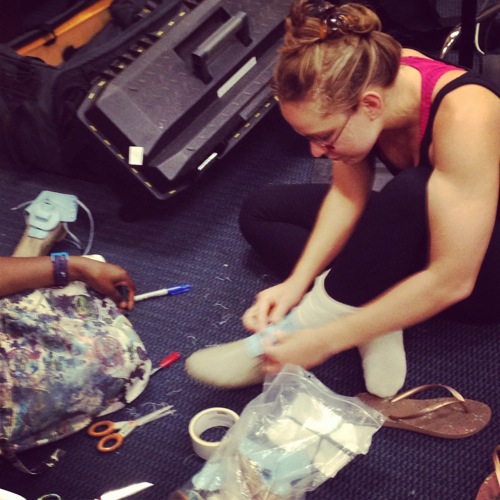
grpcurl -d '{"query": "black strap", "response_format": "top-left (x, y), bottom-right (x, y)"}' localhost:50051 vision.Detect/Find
top-left (419, 71), bottom-right (500, 166)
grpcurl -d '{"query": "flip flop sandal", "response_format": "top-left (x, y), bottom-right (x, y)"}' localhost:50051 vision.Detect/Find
top-left (476, 445), bottom-right (500, 500)
top-left (356, 384), bottom-right (491, 439)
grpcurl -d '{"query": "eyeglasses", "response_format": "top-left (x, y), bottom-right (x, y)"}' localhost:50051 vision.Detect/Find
top-left (305, 112), bottom-right (352, 149)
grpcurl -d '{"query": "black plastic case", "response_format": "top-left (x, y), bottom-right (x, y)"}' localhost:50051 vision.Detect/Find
top-left (77, 0), bottom-right (291, 200)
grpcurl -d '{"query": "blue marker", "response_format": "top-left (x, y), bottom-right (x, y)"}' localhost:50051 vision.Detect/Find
top-left (135, 284), bottom-right (191, 302)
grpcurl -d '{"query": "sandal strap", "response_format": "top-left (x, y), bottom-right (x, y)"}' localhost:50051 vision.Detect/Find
top-left (388, 384), bottom-right (468, 420)
top-left (390, 384), bottom-right (466, 403)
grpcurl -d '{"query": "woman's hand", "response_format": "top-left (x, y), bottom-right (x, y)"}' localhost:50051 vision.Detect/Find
top-left (262, 327), bottom-right (332, 374)
top-left (69, 257), bottom-right (136, 310)
top-left (242, 279), bottom-right (307, 332)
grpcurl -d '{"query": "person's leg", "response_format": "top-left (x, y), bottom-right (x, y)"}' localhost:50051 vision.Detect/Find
top-left (187, 169), bottom-right (431, 395)
top-left (239, 167), bottom-right (432, 296)
top-left (239, 183), bottom-right (329, 278)
top-left (325, 166), bottom-right (431, 304)
top-left (319, 166), bottom-right (431, 396)
top-left (259, 167), bottom-right (432, 396)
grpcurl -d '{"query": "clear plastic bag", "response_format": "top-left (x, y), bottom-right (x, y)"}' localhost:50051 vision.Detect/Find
top-left (173, 365), bottom-right (385, 499)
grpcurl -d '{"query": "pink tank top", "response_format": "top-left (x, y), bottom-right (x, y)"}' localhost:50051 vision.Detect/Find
top-left (400, 56), bottom-right (461, 142)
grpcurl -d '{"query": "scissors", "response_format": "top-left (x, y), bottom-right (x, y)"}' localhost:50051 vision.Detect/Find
top-left (88, 406), bottom-right (175, 452)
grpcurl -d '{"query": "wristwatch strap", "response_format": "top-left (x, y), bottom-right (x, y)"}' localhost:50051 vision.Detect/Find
top-left (50, 252), bottom-right (69, 287)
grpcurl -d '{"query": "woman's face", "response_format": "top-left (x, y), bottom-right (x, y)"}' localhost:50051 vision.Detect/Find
top-left (280, 98), bottom-right (380, 163)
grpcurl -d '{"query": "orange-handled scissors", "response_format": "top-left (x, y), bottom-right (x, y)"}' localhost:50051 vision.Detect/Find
top-left (88, 405), bottom-right (175, 452)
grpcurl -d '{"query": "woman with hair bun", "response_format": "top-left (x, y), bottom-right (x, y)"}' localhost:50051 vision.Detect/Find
top-left (186, 0), bottom-right (500, 397)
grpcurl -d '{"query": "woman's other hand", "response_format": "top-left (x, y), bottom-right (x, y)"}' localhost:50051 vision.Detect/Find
top-left (262, 327), bottom-right (331, 374)
top-left (242, 279), bottom-right (307, 332)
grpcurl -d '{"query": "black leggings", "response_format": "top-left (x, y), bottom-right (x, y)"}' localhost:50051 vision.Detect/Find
top-left (239, 166), bottom-right (500, 323)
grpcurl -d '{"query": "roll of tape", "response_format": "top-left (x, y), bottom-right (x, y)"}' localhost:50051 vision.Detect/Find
top-left (189, 407), bottom-right (239, 460)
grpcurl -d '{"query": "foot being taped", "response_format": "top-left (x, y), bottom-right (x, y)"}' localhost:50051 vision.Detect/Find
top-left (185, 337), bottom-right (265, 388)
top-left (185, 311), bottom-right (301, 388)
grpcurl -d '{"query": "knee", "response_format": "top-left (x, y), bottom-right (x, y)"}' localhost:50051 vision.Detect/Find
top-left (238, 186), bottom-right (277, 243)
top-left (239, 191), bottom-right (259, 244)
top-left (381, 166), bottom-right (431, 209)
top-left (384, 166), bottom-right (430, 195)
top-left (239, 190), bottom-right (259, 233)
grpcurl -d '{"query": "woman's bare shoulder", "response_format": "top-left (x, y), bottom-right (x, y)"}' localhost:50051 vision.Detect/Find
top-left (432, 84), bottom-right (499, 166)
top-left (439, 81), bottom-right (499, 121)
top-left (401, 48), bottom-right (430, 59)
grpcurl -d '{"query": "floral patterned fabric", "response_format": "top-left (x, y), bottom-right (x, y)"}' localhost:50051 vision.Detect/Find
top-left (0, 280), bottom-right (151, 455)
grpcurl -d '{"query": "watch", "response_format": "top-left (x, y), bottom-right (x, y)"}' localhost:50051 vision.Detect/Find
top-left (50, 252), bottom-right (69, 287)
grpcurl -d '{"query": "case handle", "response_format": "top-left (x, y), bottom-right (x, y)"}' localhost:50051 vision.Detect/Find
top-left (191, 11), bottom-right (252, 84)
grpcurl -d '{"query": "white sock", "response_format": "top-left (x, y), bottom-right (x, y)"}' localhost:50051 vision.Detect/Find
top-left (358, 331), bottom-right (406, 398)
top-left (295, 272), bottom-right (357, 326)
top-left (284, 272), bottom-right (407, 398)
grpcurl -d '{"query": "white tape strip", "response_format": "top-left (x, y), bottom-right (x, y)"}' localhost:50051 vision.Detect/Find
top-left (128, 146), bottom-right (144, 166)
top-left (188, 407), bottom-right (239, 460)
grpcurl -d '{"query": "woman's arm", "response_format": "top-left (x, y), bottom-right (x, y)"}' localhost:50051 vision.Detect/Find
top-left (249, 155), bottom-right (375, 330)
top-left (288, 156), bottom-right (375, 289)
top-left (263, 84), bottom-right (500, 370)
top-left (0, 256), bottom-right (136, 308)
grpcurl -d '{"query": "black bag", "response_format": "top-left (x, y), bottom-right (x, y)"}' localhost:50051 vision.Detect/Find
top-left (369, 0), bottom-right (457, 50)
top-left (0, 0), bottom-right (186, 175)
